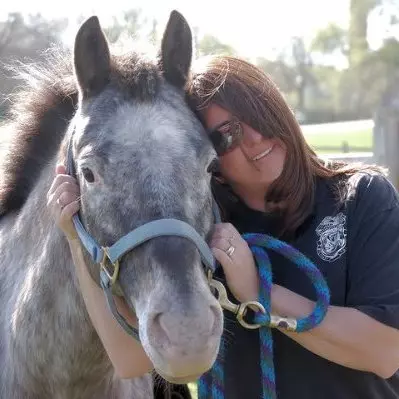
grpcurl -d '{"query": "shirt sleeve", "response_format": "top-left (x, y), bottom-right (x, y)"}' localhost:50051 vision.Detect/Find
top-left (346, 173), bottom-right (399, 329)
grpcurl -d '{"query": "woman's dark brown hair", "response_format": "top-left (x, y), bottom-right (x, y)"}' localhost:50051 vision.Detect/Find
top-left (186, 55), bottom-right (384, 236)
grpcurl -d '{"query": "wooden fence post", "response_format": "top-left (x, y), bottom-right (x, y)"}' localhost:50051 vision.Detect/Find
top-left (373, 108), bottom-right (399, 189)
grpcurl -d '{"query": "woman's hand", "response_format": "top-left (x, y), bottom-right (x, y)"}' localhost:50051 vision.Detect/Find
top-left (210, 223), bottom-right (259, 303)
top-left (47, 164), bottom-right (80, 241)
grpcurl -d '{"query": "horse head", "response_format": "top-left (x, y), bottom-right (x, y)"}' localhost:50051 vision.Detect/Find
top-left (69, 11), bottom-right (223, 383)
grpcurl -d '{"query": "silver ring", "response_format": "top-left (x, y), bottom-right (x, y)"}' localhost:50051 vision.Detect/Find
top-left (225, 245), bottom-right (235, 257)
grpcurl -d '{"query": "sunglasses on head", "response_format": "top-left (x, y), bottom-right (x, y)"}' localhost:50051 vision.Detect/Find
top-left (208, 117), bottom-right (244, 156)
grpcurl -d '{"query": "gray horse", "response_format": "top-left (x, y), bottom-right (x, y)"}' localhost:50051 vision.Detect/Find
top-left (0, 11), bottom-right (223, 399)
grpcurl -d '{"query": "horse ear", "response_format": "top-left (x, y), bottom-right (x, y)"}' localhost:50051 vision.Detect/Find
top-left (159, 10), bottom-right (192, 89)
top-left (74, 16), bottom-right (111, 98)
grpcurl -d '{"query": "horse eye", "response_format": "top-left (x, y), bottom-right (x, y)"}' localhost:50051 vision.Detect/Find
top-left (82, 167), bottom-right (95, 183)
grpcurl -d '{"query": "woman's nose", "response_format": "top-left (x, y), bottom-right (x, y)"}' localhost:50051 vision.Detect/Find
top-left (242, 125), bottom-right (264, 147)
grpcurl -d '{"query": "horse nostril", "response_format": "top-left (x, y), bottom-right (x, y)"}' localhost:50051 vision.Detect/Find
top-left (150, 312), bottom-right (172, 346)
top-left (148, 304), bottom-right (221, 347)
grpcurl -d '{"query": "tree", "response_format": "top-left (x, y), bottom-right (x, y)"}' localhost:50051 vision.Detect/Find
top-left (311, 23), bottom-right (348, 56)
top-left (0, 13), bottom-right (66, 57)
top-left (148, 18), bottom-right (158, 45)
top-left (275, 37), bottom-right (319, 115)
top-left (0, 13), bottom-right (24, 56)
top-left (306, 0), bottom-right (399, 120)
top-left (348, 0), bottom-right (377, 66)
top-left (197, 34), bottom-right (236, 56)
top-left (0, 12), bottom-right (67, 111)
top-left (256, 57), bottom-right (297, 94)
top-left (343, 1), bottom-right (399, 117)
top-left (104, 9), bottom-right (145, 44)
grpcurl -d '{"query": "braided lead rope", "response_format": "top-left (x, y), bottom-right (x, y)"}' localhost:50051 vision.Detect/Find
top-left (198, 233), bottom-right (330, 399)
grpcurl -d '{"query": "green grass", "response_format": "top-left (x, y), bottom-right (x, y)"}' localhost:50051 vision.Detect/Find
top-left (303, 129), bottom-right (373, 153)
top-left (189, 382), bottom-right (198, 398)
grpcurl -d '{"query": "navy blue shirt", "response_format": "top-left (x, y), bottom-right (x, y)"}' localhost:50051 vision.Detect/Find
top-left (217, 172), bottom-right (399, 398)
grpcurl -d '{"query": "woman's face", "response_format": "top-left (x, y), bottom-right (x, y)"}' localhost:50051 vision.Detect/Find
top-left (202, 104), bottom-right (286, 194)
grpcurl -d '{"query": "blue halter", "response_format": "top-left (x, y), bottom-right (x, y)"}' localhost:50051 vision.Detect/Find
top-left (65, 135), bottom-right (221, 341)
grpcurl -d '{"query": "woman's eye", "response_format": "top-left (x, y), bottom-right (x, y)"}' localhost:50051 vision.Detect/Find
top-left (82, 167), bottom-right (95, 183)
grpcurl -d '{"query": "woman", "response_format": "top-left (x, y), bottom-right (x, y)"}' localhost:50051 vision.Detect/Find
top-left (48, 55), bottom-right (399, 398)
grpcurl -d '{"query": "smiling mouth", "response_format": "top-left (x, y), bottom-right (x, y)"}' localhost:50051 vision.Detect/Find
top-left (252, 145), bottom-right (274, 161)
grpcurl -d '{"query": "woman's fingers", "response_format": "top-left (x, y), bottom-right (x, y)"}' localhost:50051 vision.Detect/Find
top-left (47, 174), bottom-right (78, 200)
top-left (47, 169), bottom-right (81, 241)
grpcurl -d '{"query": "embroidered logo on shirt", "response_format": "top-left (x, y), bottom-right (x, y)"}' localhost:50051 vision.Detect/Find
top-left (316, 212), bottom-right (347, 262)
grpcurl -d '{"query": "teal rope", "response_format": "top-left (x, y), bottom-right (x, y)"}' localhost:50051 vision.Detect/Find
top-left (198, 233), bottom-right (330, 399)
top-left (253, 246), bottom-right (276, 398)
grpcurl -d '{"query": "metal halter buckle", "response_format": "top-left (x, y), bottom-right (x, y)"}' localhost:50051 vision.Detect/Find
top-left (100, 247), bottom-right (120, 286)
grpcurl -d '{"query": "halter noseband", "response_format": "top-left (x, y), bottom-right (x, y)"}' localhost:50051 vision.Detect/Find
top-left (65, 135), bottom-right (222, 340)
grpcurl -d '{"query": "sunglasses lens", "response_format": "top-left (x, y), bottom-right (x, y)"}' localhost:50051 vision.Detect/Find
top-left (209, 120), bottom-right (243, 156)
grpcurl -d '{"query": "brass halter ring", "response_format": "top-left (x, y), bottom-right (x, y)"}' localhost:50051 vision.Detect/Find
top-left (209, 278), bottom-right (266, 329)
top-left (100, 247), bottom-right (120, 286)
top-left (208, 272), bottom-right (298, 331)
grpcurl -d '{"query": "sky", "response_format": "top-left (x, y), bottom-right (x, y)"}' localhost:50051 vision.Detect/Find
top-left (2, 0), bottom-right (398, 61)
top-left (2, 0), bottom-right (352, 59)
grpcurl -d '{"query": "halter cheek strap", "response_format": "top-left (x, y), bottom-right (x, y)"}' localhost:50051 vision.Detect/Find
top-left (66, 136), bottom-right (220, 341)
